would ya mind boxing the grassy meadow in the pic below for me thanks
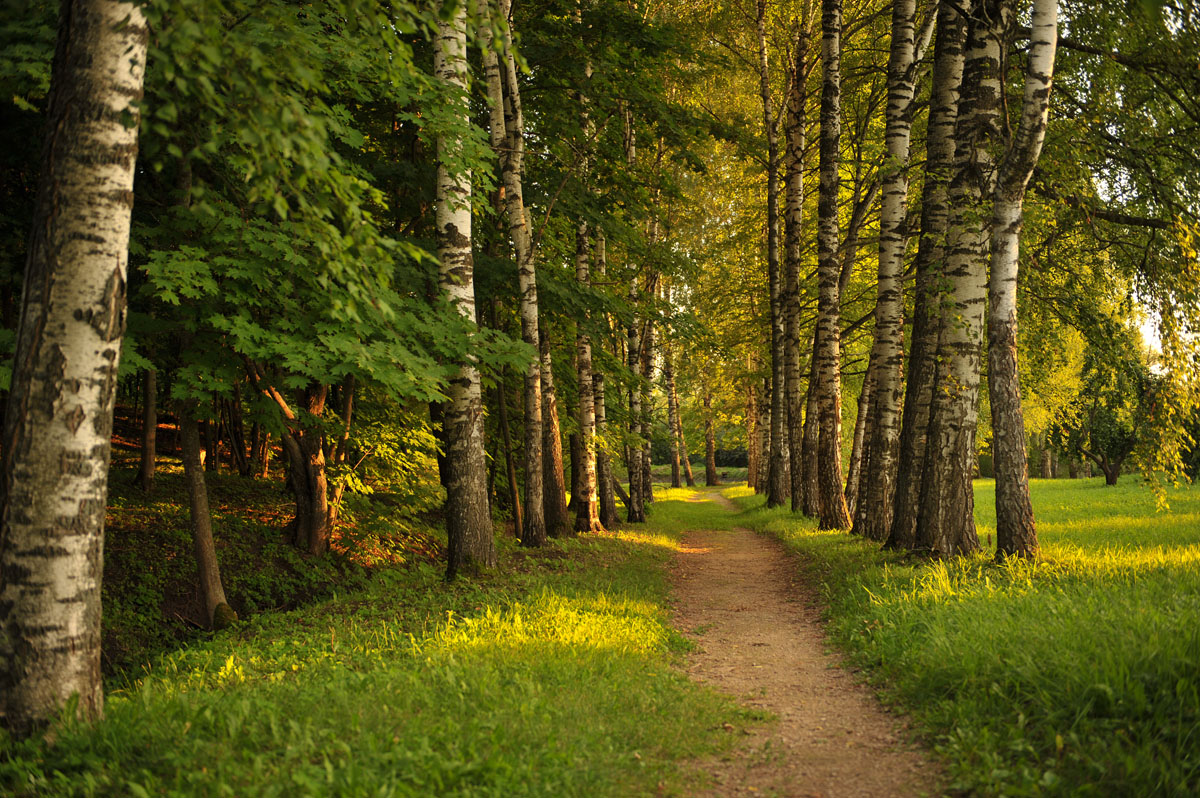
[730,477,1200,797]
[0,488,753,797]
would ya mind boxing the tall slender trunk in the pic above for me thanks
[640,298,656,504]
[495,376,522,535]
[784,22,811,513]
[704,385,720,486]
[138,368,157,492]
[756,377,771,494]
[746,375,759,489]
[990,0,1056,559]
[0,0,147,735]
[800,340,821,516]
[541,334,572,537]
[665,339,682,488]
[627,285,646,522]
[815,0,852,529]
[757,0,788,508]
[886,2,967,551]
[853,0,924,541]
[917,0,1009,557]
[480,0,545,546]
[592,234,618,528]
[574,219,603,531]
[179,411,236,630]
[436,6,495,575]
[844,352,877,519]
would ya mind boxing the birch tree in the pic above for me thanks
[435,4,495,574]
[989,0,1057,559]
[852,0,933,541]
[917,0,1010,557]
[479,0,547,547]
[756,0,789,508]
[784,20,812,513]
[814,0,852,529]
[886,2,967,551]
[0,0,147,734]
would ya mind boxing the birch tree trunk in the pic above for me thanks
[886,2,967,551]
[704,385,720,486]
[784,22,811,513]
[665,337,682,489]
[574,219,603,532]
[815,0,852,529]
[990,0,1056,559]
[138,368,157,492]
[757,0,789,509]
[479,0,546,546]
[640,312,656,504]
[0,0,147,735]
[800,340,821,517]
[844,352,877,519]
[592,233,618,528]
[626,281,646,522]
[179,411,236,630]
[916,0,1010,557]
[746,371,759,489]
[853,0,922,541]
[436,7,495,575]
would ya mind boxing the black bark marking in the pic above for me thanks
[89,267,126,342]
[63,405,85,435]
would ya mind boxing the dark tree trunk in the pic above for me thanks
[138,368,157,492]
[180,410,236,630]
[845,353,877,521]
[496,378,523,535]
[541,334,572,537]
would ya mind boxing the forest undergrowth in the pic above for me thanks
[0,487,754,797]
[732,478,1200,797]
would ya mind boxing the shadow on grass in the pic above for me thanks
[0,487,755,798]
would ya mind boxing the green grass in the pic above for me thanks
[729,477,1200,797]
[0,490,750,797]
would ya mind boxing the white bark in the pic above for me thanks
[0,0,147,734]
[479,0,546,546]
[853,0,920,541]
[917,0,1010,556]
[815,0,852,530]
[436,7,494,574]
[990,0,1057,558]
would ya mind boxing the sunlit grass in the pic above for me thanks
[0,490,750,797]
[729,477,1200,796]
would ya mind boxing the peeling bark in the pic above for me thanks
[0,0,147,734]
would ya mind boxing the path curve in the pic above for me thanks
[671,491,940,797]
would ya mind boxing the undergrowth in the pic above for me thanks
[1,489,748,797]
[729,477,1200,797]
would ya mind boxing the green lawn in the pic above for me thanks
[0,490,751,797]
[730,477,1200,797]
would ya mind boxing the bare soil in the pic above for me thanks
[671,490,941,797]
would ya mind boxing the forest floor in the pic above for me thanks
[670,489,939,798]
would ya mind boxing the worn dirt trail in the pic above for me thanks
[671,490,940,798]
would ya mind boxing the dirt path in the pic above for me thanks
[671,490,940,797]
